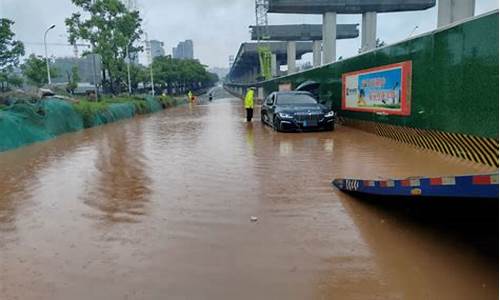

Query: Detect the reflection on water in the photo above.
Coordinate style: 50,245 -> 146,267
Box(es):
323,139 -> 334,153
0,152 -> 43,234
245,123 -> 255,152
82,122 -> 152,224
0,132 -> 89,235
279,140 -> 293,156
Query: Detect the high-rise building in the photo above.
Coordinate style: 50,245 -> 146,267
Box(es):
172,40 -> 194,60
149,40 -> 165,58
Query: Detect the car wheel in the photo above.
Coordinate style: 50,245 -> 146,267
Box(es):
273,116 -> 281,132
261,112 -> 266,124
326,123 -> 334,131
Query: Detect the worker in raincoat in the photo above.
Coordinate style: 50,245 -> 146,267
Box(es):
187,90 -> 193,103
244,87 -> 255,122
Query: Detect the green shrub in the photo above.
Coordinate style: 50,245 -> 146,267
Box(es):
134,100 -> 149,113
72,100 -> 109,127
157,95 -> 180,108
103,96 -> 150,114
73,94 -> 174,128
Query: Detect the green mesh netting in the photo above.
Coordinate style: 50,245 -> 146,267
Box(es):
88,103 -> 136,127
0,99 -> 84,152
42,99 -> 84,135
0,96 -> 168,152
145,96 -> 163,112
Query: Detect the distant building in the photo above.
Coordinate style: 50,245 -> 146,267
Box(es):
52,55 -> 102,84
172,40 -> 194,60
149,40 -> 165,58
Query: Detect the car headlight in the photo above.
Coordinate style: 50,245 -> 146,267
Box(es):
325,111 -> 335,118
278,112 -> 293,119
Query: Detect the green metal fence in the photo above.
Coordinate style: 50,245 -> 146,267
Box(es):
232,11 -> 498,139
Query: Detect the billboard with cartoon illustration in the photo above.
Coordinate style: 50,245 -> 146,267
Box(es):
342,61 -> 412,116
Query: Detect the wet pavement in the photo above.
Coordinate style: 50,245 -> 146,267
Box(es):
0,88 -> 497,299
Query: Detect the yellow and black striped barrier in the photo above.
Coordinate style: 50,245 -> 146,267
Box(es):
343,119 -> 499,168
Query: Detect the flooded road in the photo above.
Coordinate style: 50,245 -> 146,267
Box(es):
0,89 -> 497,299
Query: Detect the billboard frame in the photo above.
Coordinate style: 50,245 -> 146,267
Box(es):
341,61 -> 412,116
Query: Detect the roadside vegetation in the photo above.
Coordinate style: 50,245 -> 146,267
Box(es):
72,99 -> 109,126
157,95 -> 182,108
71,94 -> 186,127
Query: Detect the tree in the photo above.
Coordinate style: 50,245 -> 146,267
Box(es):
0,18 -> 25,92
113,62 -> 147,93
66,65 -> 80,94
22,54 -> 59,87
129,64 -> 148,92
152,57 -> 218,95
66,0 -> 143,94
0,71 -> 23,92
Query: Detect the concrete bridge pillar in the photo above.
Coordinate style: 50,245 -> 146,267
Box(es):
453,0 -> 475,22
322,12 -> 337,64
438,0 -> 475,28
312,40 -> 322,67
287,41 -> 297,74
271,53 -> 277,77
438,0 -> 452,27
361,12 -> 377,52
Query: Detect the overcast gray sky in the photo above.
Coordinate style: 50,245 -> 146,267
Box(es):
1,0 -> 498,68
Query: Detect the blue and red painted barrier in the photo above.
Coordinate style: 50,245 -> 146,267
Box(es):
332,174 -> 499,199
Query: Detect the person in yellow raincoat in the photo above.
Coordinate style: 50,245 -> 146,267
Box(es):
187,90 -> 194,103
244,87 -> 255,122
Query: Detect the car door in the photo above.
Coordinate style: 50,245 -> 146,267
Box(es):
262,94 -> 270,116
262,93 -> 274,123
266,93 -> 276,122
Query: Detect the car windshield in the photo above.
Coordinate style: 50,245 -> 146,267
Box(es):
276,94 -> 317,105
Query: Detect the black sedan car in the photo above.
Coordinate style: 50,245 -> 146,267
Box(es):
261,91 -> 335,132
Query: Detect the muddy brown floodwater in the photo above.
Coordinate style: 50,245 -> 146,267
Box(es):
0,89 -> 497,300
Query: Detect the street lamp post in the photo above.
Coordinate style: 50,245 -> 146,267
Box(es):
44,24 -> 56,86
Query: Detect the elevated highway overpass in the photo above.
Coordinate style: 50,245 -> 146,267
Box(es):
228,41 -> 314,83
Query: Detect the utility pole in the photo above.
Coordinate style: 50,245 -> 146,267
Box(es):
125,0 -> 138,95
89,0 -> 100,100
44,24 -> 56,85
